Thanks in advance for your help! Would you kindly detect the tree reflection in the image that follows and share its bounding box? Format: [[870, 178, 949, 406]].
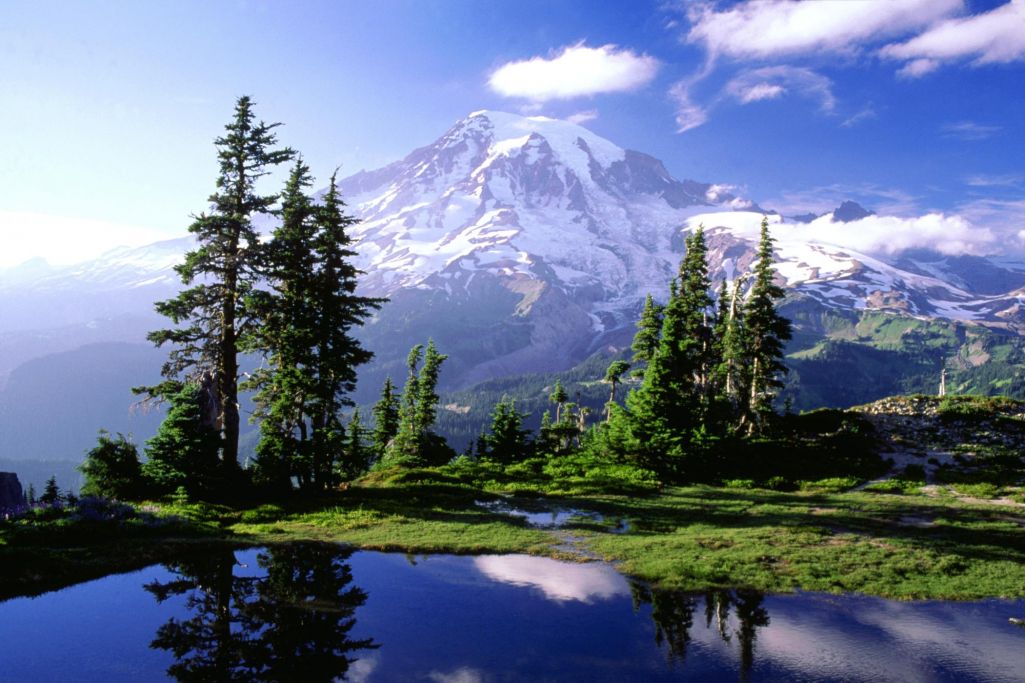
[[633, 583, 769, 679], [145, 543, 377, 682]]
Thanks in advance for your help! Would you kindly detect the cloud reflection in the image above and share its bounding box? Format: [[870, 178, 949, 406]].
[[473, 555, 629, 603]]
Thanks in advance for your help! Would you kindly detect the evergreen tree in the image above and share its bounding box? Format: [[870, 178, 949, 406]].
[[25, 484, 36, 506], [40, 476, 61, 506], [549, 380, 568, 423], [383, 340, 451, 467], [478, 397, 530, 464], [676, 227, 714, 403], [712, 277, 749, 430], [631, 294, 664, 373], [80, 431, 144, 500], [247, 164, 383, 491], [615, 230, 714, 477], [144, 383, 222, 498], [336, 410, 371, 481], [535, 410, 557, 456], [143, 96, 295, 481], [603, 360, 631, 422], [743, 218, 793, 433], [370, 377, 400, 458]]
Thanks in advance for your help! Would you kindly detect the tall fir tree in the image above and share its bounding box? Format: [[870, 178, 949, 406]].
[[677, 227, 714, 399], [742, 218, 792, 433], [247, 164, 383, 490], [631, 294, 664, 374], [144, 96, 294, 480], [383, 340, 450, 467], [711, 277, 749, 431], [370, 377, 400, 459], [306, 171, 384, 486]]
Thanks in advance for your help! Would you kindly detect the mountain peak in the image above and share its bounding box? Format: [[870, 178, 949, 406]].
[[831, 200, 875, 223], [457, 109, 625, 171]]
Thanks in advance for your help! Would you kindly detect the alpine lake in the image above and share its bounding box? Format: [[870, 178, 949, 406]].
[[2, 498, 1025, 683]]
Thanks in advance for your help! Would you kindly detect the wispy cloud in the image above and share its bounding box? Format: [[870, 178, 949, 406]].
[[685, 0, 961, 59], [566, 109, 599, 125], [768, 183, 921, 217], [489, 44, 659, 101], [841, 105, 877, 128], [941, 121, 1001, 141], [881, 0, 1025, 77], [667, 80, 710, 132], [428, 668, 486, 683], [964, 173, 1023, 188], [725, 66, 836, 111]]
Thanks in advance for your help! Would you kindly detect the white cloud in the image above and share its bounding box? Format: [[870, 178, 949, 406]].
[[941, 121, 1001, 141], [685, 0, 962, 59], [566, 109, 599, 125], [668, 80, 710, 132], [348, 656, 378, 683], [428, 667, 486, 683], [964, 173, 1023, 188], [895, 57, 941, 78], [0, 212, 174, 268], [736, 83, 785, 103], [841, 106, 877, 127], [474, 554, 629, 603], [955, 197, 1025, 236], [489, 44, 659, 101], [725, 66, 836, 111], [691, 209, 996, 256], [881, 0, 1025, 75]]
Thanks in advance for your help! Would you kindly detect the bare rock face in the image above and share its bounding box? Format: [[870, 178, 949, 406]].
[[0, 472, 25, 512]]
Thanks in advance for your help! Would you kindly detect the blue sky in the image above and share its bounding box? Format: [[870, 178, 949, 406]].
[[1, 0, 1023, 265]]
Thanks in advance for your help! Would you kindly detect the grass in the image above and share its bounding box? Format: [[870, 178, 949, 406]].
[[3, 471, 1025, 602]]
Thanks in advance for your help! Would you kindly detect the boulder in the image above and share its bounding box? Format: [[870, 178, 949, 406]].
[[0, 472, 25, 511]]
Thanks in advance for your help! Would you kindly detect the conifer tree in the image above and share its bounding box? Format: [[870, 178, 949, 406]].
[[603, 360, 631, 422], [478, 397, 530, 464], [742, 218, 792, 432], [549, 380, 568, 423], [40, 476, 61, 506], [80, 431, 143, 500], [370, 377, 400, 458], [247, 164, 383, 491], [336, 410, 370, 481], [144, 96, 295, 480], [676, 227, 714, 401], [144, 383, 222, 497], [383, 340, 450, 466], [631, 294, 664, 373]]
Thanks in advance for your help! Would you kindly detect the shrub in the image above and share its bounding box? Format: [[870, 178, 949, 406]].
[[80, 431, 144, 500]]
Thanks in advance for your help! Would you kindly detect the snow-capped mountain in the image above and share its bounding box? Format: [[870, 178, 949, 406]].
[[5, 109, 1025, 463], [3, 110, 1025, 387]]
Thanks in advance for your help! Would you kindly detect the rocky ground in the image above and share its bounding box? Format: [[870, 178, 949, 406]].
[[850, 395, 1025, 505]]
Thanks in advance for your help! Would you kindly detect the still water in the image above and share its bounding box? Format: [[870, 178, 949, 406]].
[[0, 544, 1023, 682]]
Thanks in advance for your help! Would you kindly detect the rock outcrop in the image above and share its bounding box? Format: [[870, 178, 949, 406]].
[[0, 472, 25, 512]]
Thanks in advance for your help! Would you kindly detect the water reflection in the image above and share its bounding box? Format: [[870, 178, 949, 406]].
[[630, 583, 769, 679], [1, 548, 1023, 682], [473, 554, 629, 602], [144, 543, 377, 682]]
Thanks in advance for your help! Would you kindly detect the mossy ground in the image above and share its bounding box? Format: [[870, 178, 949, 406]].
[[4, 470, 1025, 602]]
